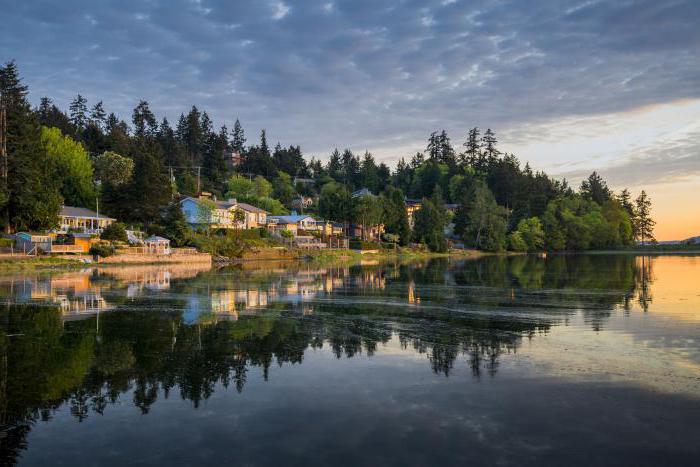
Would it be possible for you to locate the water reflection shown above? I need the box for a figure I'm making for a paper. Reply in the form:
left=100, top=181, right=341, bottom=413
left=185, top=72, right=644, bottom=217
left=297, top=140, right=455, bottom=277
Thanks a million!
left=0, top=254, right=696, bottom=465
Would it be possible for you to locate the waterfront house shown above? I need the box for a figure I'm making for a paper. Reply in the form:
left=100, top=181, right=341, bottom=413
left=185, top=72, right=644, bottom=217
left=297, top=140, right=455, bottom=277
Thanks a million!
left=180, top=196, right=239, bottom=229
left=58, top=206, right=115, bottom=234
left=267, top=214, right=318, bottom=236
left=180, top=196, right=269, bottom=230
left=236, top=202, right=268, bottom=229
left=15, top=232, right=53, bottom=254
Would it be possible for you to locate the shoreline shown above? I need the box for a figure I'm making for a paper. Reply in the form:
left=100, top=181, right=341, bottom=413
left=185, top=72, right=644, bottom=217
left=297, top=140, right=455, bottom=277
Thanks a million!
left=2, top=247, right=697, bottom=274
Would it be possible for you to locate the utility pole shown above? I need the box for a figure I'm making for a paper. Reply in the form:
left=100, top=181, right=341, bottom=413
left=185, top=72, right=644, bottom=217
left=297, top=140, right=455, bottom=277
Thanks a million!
left=196, top=166, right=201, bottom=195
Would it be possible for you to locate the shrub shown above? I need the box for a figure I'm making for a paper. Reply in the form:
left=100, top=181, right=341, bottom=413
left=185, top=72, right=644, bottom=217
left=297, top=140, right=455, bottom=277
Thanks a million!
left=101, top=222, right=128, bottom=242
left=349, top=239, right=381, bottom=250
left=89, top=243, right=115, bottom=258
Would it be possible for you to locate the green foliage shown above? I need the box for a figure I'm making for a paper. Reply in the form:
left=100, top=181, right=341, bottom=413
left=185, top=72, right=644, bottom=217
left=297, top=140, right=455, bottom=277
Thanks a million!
left=541, top=196, right=635, bottom=251
left=413, top=198, right=447, bottom=252
left=272, top=171, right=295, bottom=206
left=0, top=61, right=62, bottom=232
left=382, top=186, right=411, bottom=246
left=352, top=194, right=384, bottom=240
left=634, top=191, right=655, bottom=244
left=191, top=231, right=245, bottom=258
left=94, top=151, right=134, bottom=186
left=457, top=181, right=508, bottom=251
left=89, top=243, right=115, bottom=257
left=349, top=239, right=381, bottom=250
left=41, top=126, right=96, bottom=207
left=100, top=222, right=128, bottom=242
left=149, top=202, right=192, bottom=247
left=318, top=181, right=351, bottom=224
left=508, top=217, right=544, bottom=252
left=279, top=229, right=294, bottom=239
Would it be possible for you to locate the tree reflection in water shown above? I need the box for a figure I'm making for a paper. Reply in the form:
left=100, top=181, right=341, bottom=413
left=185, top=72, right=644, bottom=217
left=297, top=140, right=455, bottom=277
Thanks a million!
left=0, top=254, right=653, bottom=464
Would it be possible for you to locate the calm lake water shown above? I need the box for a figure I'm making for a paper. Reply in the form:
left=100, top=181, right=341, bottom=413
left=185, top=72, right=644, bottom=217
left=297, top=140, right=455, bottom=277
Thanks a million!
left=0, top=255, right=699, bottom=466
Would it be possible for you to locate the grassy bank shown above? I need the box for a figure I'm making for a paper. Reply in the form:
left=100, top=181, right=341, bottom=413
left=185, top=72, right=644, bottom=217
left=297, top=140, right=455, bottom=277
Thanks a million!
left=0, top=256, right=84, bottom=272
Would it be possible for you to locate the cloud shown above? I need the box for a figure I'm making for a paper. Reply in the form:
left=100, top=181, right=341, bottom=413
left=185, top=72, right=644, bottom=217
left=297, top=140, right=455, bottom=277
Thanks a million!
left=0, top=0, right=698, bottom=185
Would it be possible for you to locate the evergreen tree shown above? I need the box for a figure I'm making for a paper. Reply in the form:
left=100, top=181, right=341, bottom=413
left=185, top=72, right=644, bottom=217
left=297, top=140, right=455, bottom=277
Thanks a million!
left=202, top=125, right=229, bottom=191
left=260, top=129, right=270, bottom=157
left=580, top=171, right=611, bottom=205
left=231, top=118, right=246, bottom=153
left=132, top=100, right=158, bottom=138
left=0, top=61, right=62, bottom=231
left=481, top=128, right=499, bottom=162
left=90, top=101, right=106, bottom=129
left=382, top=186, right=411, bottom=245
left=360, top=151, right=379, bottom=193
left=69, top=94, right=88, bottom=132
left=341, top=149, right=360, bottom=189
left=37, top=97, right=75, bottom=137
left=634, top=191, right=655, bottom=244
left=462, top=127, right=481, bottom=166
left=327, top=148, right=343, bottom=182
left=412, top=198, right=447, bottom=252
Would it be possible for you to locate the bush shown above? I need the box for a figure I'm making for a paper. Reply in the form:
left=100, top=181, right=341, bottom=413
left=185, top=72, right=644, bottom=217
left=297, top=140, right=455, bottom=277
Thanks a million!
left=191, top=232, right=245, bottom=259
left=101, top=222, right=128, bottom=242
left=89, top=243, right=116, bottom=258
left=349, top=239, right=381, bottom=250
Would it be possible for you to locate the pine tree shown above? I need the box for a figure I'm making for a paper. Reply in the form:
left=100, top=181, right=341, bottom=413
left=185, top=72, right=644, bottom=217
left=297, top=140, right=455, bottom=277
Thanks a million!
left=580, top=171, right=611, bottom=205
left=231, top=118, right=246, bottom=153
left=132, top=100, right=158, bottom=138
left=0, top=61, right=62, bottom=231
left=481, top=128, right=499, bottom=162
left=260, top=129, right=270, bottom=157
left=327, top=148, right=342, bottom=181
left=463, top=127, right=481, bottom=166
left=90, top=101, right=106, bottom=129
left=438, top=130, right=455, bottom=166
left=69, top=94, right=88, bottom=131
left=634, top=190, right=655, bottom=244
left=426, top=131, right=439, bottom=161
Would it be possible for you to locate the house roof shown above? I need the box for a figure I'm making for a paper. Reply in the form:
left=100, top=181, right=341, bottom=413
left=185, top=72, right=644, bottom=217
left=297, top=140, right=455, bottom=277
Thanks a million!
left=60, top=205, right=115, bottom=220
left=351, top=188, right=374, bottom=198
left=145, top=235, right=170, bottom=243
left=268, top=215, right=316, bottom=224
left=236, top=202, right=268, bottom=214
left=180, top=197, right=236, bottom=210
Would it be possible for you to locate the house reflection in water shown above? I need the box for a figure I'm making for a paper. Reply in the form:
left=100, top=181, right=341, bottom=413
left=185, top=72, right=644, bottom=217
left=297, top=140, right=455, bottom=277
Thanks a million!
left=0, top=272, right=114, bottom=319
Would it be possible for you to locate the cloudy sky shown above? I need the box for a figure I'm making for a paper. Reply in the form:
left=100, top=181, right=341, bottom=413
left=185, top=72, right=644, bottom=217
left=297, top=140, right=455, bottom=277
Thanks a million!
left=2, top=0, right=699, bottom=239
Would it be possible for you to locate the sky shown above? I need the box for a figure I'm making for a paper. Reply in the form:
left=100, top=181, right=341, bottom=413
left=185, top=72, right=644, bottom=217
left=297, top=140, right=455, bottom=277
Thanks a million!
left=1, top=0, right=699, bottom=240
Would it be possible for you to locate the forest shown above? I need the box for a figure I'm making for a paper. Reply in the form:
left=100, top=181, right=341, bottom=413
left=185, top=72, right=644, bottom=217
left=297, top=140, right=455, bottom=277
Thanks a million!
left=0, top=61, right=655, bottom=252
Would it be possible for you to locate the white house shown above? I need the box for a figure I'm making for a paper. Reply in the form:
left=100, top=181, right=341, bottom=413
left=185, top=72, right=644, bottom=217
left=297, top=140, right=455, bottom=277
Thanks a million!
left=267, top=214, right=318, bottom=235
left=58, top=206, right=115, bottom=234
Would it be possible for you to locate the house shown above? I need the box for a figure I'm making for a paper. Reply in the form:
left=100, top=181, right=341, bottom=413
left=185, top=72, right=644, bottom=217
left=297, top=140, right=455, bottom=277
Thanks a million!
left=291, top=196, right=314, bottom=210
left=180, top=196, right=240, bottom=229
left=15, top=233, right=53, bottom=254
left=144, top=236, right=171, bottom=255
left=236, top=202, right=268, bottom=229
left=51, top=233, right=96, bottom=254
left=267, top=215, right=317, bottom=236
left=180, top=196, right=269, bottom=230
left=58, top=206, right=115, bottom=234
left=224, top=150, right=243, bottom=167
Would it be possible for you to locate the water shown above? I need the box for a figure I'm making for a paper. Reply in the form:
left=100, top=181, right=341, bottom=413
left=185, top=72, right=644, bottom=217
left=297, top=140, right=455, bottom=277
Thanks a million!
left=0, top=255, right=699, bottom=466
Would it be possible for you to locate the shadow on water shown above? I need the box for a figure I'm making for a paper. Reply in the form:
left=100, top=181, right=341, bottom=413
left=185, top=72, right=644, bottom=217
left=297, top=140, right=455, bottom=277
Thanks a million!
left=0, top=254, right=659, bottom=463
